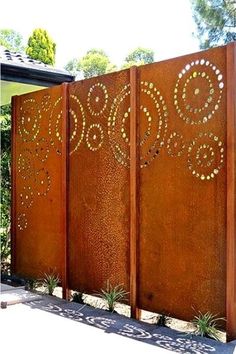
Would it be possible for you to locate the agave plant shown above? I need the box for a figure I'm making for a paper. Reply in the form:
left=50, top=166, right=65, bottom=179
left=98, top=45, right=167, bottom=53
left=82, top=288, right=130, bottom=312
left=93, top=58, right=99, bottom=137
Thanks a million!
left=96, top=280, right=129, bottom=312
left=42, top=272, right=60, bottom=296
left=192, top=311, right=225, bottom=341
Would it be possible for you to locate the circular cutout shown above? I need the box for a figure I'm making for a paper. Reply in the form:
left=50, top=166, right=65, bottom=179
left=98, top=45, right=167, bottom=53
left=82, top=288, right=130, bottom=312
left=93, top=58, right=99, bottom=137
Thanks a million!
left=17, top=149, right=34, bottom=180
left=87, top=83, right=108, bottom=116
left=108, top=82, right=168, bottom=168
left=187, top=132, right=224, bottom=180
left=166, top=132, right=185, bottom=157
left=35, top=168, right=51, bottom=196
left=86, top=123, right=104, bottom=151
left=20, top=186, right=34, bottom=208
left=49, top=97, right=63, bottom=154
left=139, top=105, right=152, bottom=147
left=139, top=81, right=168, bottom=168
left=108, top=84, right=131, bottom=167
left=69, top=94, right=86, bottom=154
left=41, top=94, right=52, bottom=112
left=17, top=213, right=28, bottom=230
left=36, top=137, right=50, bottom=163
left=18, top=99, right=41, bottom=142
left=174, top=59, right=224, bottom=124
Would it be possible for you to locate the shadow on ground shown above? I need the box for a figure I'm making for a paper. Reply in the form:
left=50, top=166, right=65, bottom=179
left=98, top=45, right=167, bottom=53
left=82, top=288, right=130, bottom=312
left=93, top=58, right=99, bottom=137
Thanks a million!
left=25, top=296, right=235, bottom=354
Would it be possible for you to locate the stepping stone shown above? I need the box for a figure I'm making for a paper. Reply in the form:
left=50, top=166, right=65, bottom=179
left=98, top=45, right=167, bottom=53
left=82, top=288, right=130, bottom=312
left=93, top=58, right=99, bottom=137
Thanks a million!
left=0, top=288, right=42, bottom=307
left=1, top=283, right=25, bottom=292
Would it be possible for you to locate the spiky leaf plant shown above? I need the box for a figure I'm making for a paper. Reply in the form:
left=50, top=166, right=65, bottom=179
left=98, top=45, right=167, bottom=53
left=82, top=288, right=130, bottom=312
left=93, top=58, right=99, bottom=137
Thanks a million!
left=192, top=311, right=225, bottom=341
left=42, top=273, right=60, bottom=296
left=96, top=280, right=129, bottom=312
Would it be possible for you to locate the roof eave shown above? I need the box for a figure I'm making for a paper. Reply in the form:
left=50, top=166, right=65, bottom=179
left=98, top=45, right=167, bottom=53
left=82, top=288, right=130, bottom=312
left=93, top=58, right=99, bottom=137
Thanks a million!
left=1, top=62, right=75, bottom=87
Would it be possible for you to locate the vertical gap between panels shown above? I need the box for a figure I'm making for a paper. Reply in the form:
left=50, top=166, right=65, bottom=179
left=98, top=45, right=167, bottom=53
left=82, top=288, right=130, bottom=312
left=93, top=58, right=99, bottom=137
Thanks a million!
left=11, top=95, right=17, bottom=275
left=62, top=83, right=70, bottom=300
left=130, top=66, right=140, bottom=319
left=226, top=42, right=236, bottom=342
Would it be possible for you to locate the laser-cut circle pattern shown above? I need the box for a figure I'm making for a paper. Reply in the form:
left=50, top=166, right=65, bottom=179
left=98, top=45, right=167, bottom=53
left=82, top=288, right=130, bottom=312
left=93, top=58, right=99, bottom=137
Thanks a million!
left=166, top=132, right=185, bottom=157
left=18, top=98, right=41, bottom=141
left=139, top=105, right=152, bottom=147
left=35, top=168, right=51, bottom=196
left=41, top=94, right=52, bottom=112
left=20, top=186, right=34, bottom=208
left=17, top=149, right=34, bottom=180
left=108, top=82, right=168, bottom=168
left=87, top=83, right=108, bottom=116
left=17, top=213, right=28, bottom=230
left=86, top=123, right=104, bottom=151
left=108, top=84, right=131, bottom=167
left=174, top=59, right=224, bottom=124
left=69, top=94, right=86, bottom=155
left=140, top=81, right=168, bottom=168
left=36, top=137, right=50, bottom=163
left=49, top=97, right=63, bottom=154
left=187, top=132, right=224, bottom=180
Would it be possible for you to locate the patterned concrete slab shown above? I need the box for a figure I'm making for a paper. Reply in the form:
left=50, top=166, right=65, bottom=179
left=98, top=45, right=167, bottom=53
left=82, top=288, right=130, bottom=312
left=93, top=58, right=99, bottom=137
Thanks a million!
left=23, top=296, right=236, bottom=354
left=0, top=288, right=42, bottom=305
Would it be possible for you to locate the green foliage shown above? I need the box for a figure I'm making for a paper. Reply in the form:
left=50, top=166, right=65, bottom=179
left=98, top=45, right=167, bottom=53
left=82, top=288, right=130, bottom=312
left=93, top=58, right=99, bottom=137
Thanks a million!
left=26, top=28, right=56, bottom=65
left=72, top=291, right=84, bottom=304
left=122, top=47, right=154, bottom=68
left=125, top=47, right=154, bottom=64
left=42, top=272, right=60, bottom=295
left=105, top=62, right=117, bottom=74
left=0, top=29, right=24, bottom=52
left=25, top=278, right=39, bottom=291
left=65, top=58, right=79, bottom=76
left=1, top=105, right=11, bottom=264
left=78, top=49, right=116, bottom=78
left=191, top=311, right=225, bottom=340
left=121, top=59, right=146, bottom=69
left=96, top=280, right=129, bottom=312
left=191, top=0, right=236, bottom=49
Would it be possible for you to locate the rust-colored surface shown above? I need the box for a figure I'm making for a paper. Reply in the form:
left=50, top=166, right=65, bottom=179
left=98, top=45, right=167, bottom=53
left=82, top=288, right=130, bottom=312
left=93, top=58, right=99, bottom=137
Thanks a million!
left=226, top=42, right=236, bottom=341
left=13, top=85, right=66, bottom=280
left=138, top=46, right=227, bottom=321
left=12, top=44, right=235, bottom=336
left=68, top=70, right=130, bottom=293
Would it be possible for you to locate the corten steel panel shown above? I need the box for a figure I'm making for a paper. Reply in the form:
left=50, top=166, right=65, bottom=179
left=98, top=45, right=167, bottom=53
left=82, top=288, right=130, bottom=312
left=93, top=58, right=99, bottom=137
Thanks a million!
left=68, top=70, right=130, bottom=294
left=138, top=46, right=227, bottom=321
left=12, top=85, right=66, bottom=281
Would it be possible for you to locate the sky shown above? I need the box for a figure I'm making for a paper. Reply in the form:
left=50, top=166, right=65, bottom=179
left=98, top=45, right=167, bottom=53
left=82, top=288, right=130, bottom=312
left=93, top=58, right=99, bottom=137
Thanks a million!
left=0, top=0, right=200, bottom=69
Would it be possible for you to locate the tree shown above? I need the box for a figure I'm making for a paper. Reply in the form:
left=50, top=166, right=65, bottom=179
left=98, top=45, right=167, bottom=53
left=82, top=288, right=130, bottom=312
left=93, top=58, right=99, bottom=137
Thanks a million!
left=1, top=105, right=11, bottom=267
left=0, top=29, right=24, bottom=52
left=191, top=0, right=236, bottom=49
left=78, top=49, right=116, bottom=78
left=122, top=47, right=155, bottom=68
left=121, top=60, right=146, bottom=69
left=26, top=28, right=56, bottom=65
left=65, top=58, right=79, bottom=76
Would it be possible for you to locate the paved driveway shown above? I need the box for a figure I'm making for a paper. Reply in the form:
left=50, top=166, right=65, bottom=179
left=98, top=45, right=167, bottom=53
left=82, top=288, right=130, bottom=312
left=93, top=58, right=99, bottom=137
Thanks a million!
left=1, top=294, right=236, bottom=354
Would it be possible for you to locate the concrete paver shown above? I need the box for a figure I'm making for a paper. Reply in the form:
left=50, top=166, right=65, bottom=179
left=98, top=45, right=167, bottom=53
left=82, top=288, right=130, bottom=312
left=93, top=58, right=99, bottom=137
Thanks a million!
left=1, top=286, right=236, bottom=354
left=0, top=284, right=42, bottom=306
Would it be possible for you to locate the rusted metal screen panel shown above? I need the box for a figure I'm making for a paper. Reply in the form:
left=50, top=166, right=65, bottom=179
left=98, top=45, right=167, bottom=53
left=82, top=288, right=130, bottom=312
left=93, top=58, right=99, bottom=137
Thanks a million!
left=13, top=85, right=66, bottom=280
left=68, top=70, right=130, bottom=293
left=138, top=46, right=227, bottom=320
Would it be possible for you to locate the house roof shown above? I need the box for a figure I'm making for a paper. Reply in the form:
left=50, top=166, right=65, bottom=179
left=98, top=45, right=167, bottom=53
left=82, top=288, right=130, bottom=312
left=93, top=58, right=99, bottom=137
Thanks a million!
left=0, top=46, right=74, bottom=105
